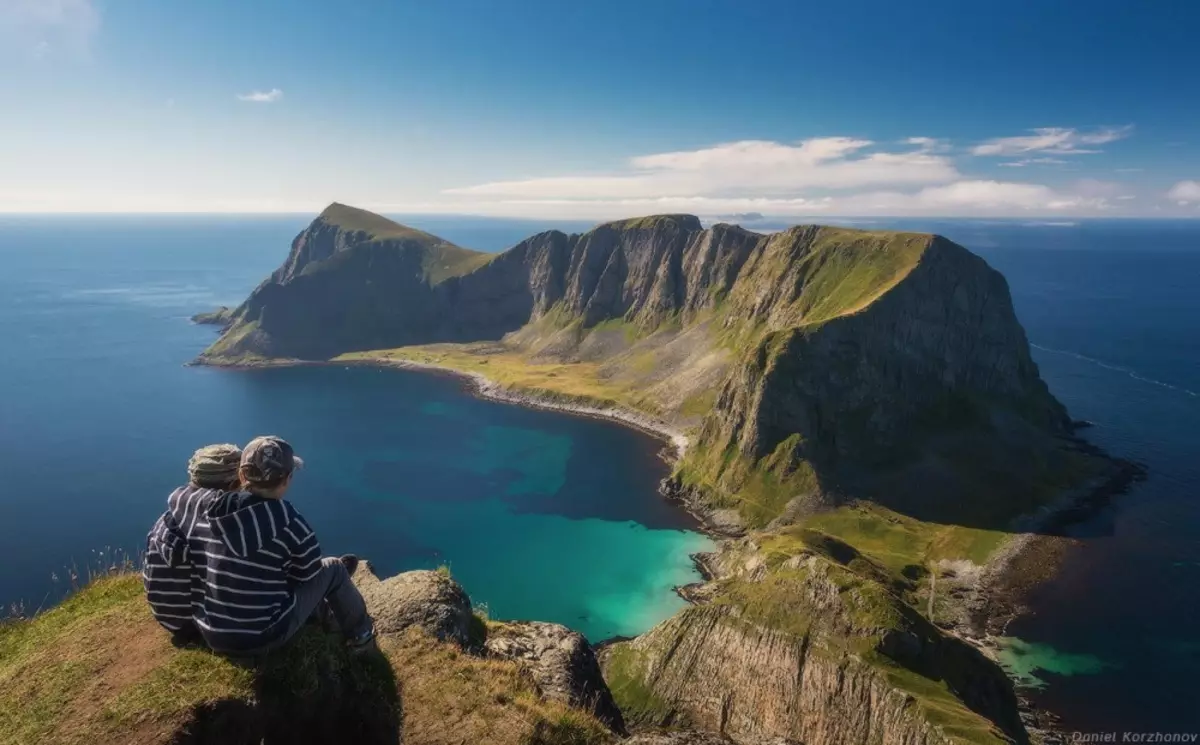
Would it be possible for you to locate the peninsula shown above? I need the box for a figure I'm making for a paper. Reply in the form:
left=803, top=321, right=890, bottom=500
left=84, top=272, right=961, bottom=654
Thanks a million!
left=21, top=202, right=1127, bottom=744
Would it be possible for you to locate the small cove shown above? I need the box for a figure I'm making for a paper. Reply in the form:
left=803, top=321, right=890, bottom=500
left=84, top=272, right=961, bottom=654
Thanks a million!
left=0, top=215, right=712, bottom=641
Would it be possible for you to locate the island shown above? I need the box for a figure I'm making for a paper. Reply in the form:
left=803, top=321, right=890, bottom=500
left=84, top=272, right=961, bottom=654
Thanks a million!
left=3, top=203, right=1137, bottom=745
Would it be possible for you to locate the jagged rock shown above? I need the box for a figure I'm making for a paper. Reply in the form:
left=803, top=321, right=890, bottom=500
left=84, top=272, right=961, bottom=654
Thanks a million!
left=190, top=306, right=233, bottom=327
left=484, top=621, right=626, bottom=734
left=353, top=562, right=472, bottom=645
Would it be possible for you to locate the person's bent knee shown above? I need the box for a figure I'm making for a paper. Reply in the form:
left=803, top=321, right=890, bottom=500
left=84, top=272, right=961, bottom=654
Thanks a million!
left=320, top=556, right=348, bottom=585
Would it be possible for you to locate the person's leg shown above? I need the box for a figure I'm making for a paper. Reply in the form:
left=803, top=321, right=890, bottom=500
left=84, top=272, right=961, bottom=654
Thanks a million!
left=317, top=556, right=372, bottom=641
left=261, top=557, right=373, bottom=653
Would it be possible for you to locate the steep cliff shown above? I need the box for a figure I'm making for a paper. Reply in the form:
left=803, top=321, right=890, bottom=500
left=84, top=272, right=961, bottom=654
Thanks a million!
left=194, top=203, right=1116, bottom=745
left=198, top=203, right=522, bottom=361
left=600, top=540, right=1024, bottom=745
left=201, top=204, right=1087, bottom=529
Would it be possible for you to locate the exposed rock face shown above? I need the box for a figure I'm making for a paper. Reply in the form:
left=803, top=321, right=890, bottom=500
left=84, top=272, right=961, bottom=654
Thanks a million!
left=353, top=563, right=472, bottom=645
left=602, top=551, right=1024, bottom=745
left=201, top=207, right=1071, bottom=523
left=690, top=232, right=1072, bottom=523
left=199, top=211, right=768, bottom=361
left=190, top=306, right=233, bottom=327
left=485, top=621, right=626, bottom=733
left=197, top=204, right=1087, bottom=745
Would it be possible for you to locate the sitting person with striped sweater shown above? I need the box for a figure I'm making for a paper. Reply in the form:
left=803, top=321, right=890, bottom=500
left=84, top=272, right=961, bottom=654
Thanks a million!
left=144, top=436, right=375, bottom=655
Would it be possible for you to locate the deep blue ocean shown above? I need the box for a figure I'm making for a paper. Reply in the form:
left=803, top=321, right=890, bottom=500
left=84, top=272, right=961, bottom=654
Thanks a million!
left=1, top=214, right=1197, bottom=733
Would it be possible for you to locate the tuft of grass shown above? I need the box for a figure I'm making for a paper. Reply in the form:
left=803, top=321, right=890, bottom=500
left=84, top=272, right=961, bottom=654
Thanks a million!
left=598, top=644, right=673, bottom=726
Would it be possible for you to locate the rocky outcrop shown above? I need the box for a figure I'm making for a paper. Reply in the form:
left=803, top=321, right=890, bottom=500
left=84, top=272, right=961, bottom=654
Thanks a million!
left=601, top=550, right=1024, bottom=745
left=191, top=306, right=234, bottom=327
left=354, top=562, right=472, bottom=645
left=352, top=563, right=627, bottom=735
left=485, top=621, right=626, bottom=733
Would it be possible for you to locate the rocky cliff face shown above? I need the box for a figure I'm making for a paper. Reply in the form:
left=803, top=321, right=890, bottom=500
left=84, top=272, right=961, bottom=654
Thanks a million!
left=685, top=232, right=1072, bottom=524
left=601, top=544, right=1024, bottom=745
left=200, top=211, right=768, bottom=362
left=195, top=203, right=1093, bottom=745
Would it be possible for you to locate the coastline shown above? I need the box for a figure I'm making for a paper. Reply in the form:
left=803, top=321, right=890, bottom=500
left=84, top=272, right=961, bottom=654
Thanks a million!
left=197, top=352, right=1142, bottom=612
left=195, top=351, right=1145, bottom=740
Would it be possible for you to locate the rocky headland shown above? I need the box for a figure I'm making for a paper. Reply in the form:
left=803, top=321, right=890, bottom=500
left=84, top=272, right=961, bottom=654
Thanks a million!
left=11, top=202, right=1133, bottom=744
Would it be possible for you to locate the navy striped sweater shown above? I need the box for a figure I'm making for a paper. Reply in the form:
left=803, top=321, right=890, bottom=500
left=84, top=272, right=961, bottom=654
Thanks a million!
left=143, top=485, right=322, bottom=652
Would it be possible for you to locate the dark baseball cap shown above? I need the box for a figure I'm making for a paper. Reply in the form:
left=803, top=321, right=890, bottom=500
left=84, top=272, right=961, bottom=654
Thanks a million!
left=240, top=436, right=304, bottom=484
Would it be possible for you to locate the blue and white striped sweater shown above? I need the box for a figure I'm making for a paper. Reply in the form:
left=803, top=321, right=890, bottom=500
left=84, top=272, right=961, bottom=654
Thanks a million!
left=143, top=485, right=322, bottom=652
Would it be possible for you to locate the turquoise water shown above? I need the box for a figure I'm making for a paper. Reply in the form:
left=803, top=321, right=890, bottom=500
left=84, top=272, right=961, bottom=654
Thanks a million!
left=994, top=637, right=1115, bottom=690
left=0, top=215, right=711, bottom=641
left=3, top=214, right=1199, bottom=731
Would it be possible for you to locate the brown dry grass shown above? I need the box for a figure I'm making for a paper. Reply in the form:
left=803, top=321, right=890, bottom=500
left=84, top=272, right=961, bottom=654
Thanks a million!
left=0, top=575, right=610, bottom=745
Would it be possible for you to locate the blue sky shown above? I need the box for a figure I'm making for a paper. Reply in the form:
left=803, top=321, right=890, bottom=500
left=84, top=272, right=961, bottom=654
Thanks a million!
left=2, top=0, right=1198, bottom=217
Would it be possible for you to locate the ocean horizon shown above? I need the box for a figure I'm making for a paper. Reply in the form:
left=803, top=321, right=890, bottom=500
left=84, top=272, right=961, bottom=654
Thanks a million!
left=1, top=214, right=1198, bottom=732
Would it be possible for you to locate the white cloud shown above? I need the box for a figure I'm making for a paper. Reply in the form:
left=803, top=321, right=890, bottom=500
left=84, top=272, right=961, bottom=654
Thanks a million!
left=237, top=88, right=284, bottom=103
left=902, top=136, right=951, bottom=153
left=439, top=137, right=1131, bottom=218
left=1167, top=180, right=1200, bottom=205
left=447, top=138, right=959, bottom=200
left=998, top=157, right=1068, bottom=167
left=0, top=0, right=99, bottom=57
left=972, top=126, right=1133, bottom=157
left=424, top=179, right=1117, bottom=220
left=904, top=136, right=938, bottom=147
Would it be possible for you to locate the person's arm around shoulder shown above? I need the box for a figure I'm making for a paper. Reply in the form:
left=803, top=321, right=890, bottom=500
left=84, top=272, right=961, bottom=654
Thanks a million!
left=280, top=502, right=322, bottom=584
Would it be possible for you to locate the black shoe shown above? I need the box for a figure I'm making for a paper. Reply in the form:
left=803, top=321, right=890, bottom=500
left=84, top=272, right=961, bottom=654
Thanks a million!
left=347, top=625, right=376, bottom=655
left=340, top=554, right=359, bottom=577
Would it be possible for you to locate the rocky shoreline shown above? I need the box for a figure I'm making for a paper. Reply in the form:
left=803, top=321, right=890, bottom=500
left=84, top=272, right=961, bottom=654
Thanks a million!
left=195, top=351, right=1143, bottom=745
left=347, top=356, right=1150, bottom=745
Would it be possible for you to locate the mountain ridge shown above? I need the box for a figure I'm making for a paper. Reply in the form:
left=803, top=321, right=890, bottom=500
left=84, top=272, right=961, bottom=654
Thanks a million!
left=191, top=202, right=1125, bottom=745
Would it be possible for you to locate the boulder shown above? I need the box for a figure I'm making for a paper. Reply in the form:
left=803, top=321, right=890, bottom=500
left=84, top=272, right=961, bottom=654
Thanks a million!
left=485, top=621, right=626, bottom=734
left=353, top=562, right=472, bottom=645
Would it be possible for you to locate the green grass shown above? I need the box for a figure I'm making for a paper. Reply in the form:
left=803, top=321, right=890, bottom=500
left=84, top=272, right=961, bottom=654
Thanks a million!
left=713, top=558, right=904, bottom=642
left=787, top=228, right=930, bottom=323
left=677, top=435, right=820, bottom=529
left=714, top=227, right=931, bottom=352
left=590, top=317, right=645, bottom=344
left=598, top=214, right=698, bottom=231
left=599, top=644, right=673, bottom=726
left=318, top=202, right=496, bottom=285
left=678, top=389, right=717, bottom=419
left=338, top=344, right=658, bottom=414
left=1, top=574, right=612, bottom=745
left=804, top=504, right=1009, bottom=574
left=871, top=654, right=1010, bottom=745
